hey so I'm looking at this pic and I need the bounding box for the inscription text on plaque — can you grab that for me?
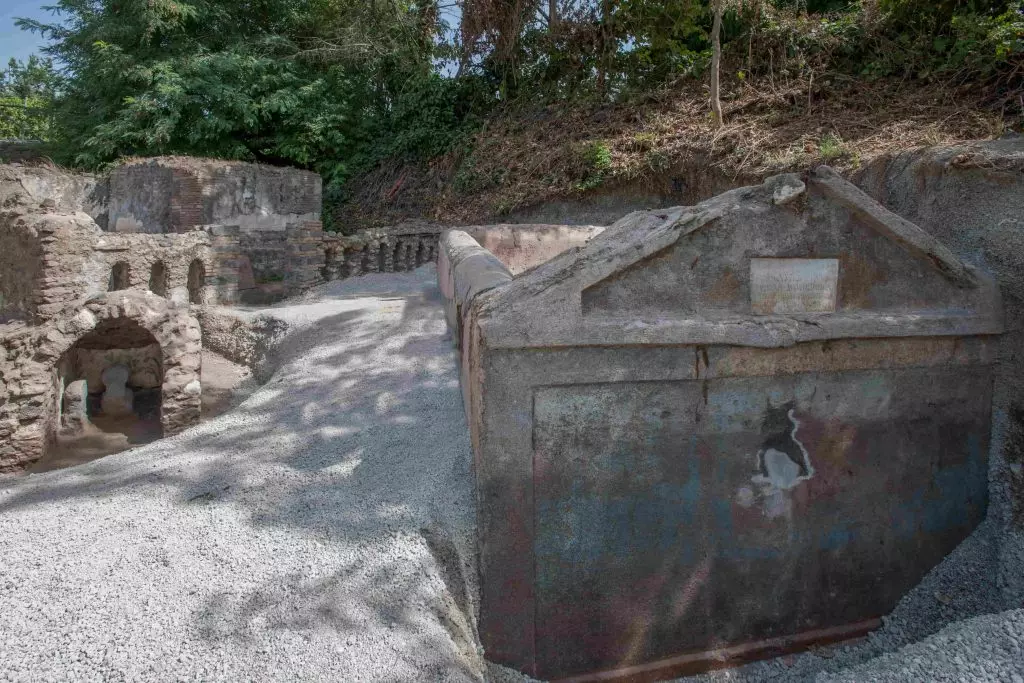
[750,258,838,314]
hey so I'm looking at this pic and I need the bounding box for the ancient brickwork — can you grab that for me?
[204,225,242,305]
[105,157,324,303]
[0,157,326,473]
[323,223,602,282]
[0,291,202,472]
[108,157,321,234]
[169,169,203,233]
[286,220,325,293]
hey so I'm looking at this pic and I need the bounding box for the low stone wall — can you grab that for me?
[324,222,603,283]
[323,226,441,280]
[0,208,220,322]
[0,291,202,472]
[437,231,512,351]
[195,306,289,371]
[462,223,604,275]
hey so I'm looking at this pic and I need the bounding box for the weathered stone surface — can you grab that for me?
[107,156,321,234]
[0,290,202,472]
[99,364,134,417]
[854,138,1024,602]
[455,168,1003,680]
[462,223,604,275]
[194,306,288,372]
[0,205,218,322]
[437,231,512,348]
[60,379,90,435]
[0,164,108,225]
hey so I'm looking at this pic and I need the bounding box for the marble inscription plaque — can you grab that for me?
[750,258,838,314]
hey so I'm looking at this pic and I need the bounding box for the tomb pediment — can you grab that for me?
[476,167,1002,349]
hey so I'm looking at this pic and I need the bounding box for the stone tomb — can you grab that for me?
[453,168,1003,680]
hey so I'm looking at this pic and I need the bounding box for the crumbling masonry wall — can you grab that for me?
[107,157,324,302]
[0,209,216,322]
[0,156,327,473]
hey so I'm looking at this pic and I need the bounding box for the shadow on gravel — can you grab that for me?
[0,270,1012,683]
[0,271,484,681]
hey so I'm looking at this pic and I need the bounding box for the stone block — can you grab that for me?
[458,169,1004,680]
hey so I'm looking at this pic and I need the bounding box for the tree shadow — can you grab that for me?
[0,268,484,681]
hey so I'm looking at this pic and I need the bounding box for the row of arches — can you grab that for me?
[107,259,206,304]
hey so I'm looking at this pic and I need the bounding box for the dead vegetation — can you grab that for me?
[339,76,1016,229]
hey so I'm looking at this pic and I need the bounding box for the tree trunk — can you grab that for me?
[597,0,612,96]
[711,0,724,129]
[549,0,558,33]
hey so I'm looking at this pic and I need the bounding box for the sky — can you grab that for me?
[0,0,55,65]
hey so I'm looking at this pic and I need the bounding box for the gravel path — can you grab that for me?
[0,267,483,682]
[2,266,1022,682]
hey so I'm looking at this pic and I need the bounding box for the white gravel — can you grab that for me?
[0,266,483,682]
[2,265,1022,682]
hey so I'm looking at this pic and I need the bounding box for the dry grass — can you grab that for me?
[339,75,1017,229]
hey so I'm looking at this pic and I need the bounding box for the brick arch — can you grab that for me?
[42,291,202,442]
[1,290,203,472]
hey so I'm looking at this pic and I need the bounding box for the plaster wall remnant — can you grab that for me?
[443,167,1003,681]
[107,157,321,234]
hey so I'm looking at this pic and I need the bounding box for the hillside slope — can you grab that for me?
[339,77,1017,230]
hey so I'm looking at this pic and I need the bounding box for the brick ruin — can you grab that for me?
[0,156,327,472]
[2,158,587,472]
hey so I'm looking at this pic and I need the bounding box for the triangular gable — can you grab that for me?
[475,168,1002,350]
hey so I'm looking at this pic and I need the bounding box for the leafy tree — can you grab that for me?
[16,0,442,168]
[0,56,59,140]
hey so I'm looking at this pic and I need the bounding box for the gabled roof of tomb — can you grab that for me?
[473,166,1002,350]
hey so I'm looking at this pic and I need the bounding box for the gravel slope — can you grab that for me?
[2,266,1021,682]
[0,267,483,682]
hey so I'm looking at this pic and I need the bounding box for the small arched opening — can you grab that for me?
[108,262,130,291]
[42,317,164,471]
[187,259,205,304]
[149,261,168,297]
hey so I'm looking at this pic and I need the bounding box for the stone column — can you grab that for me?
[206,225,241,305]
